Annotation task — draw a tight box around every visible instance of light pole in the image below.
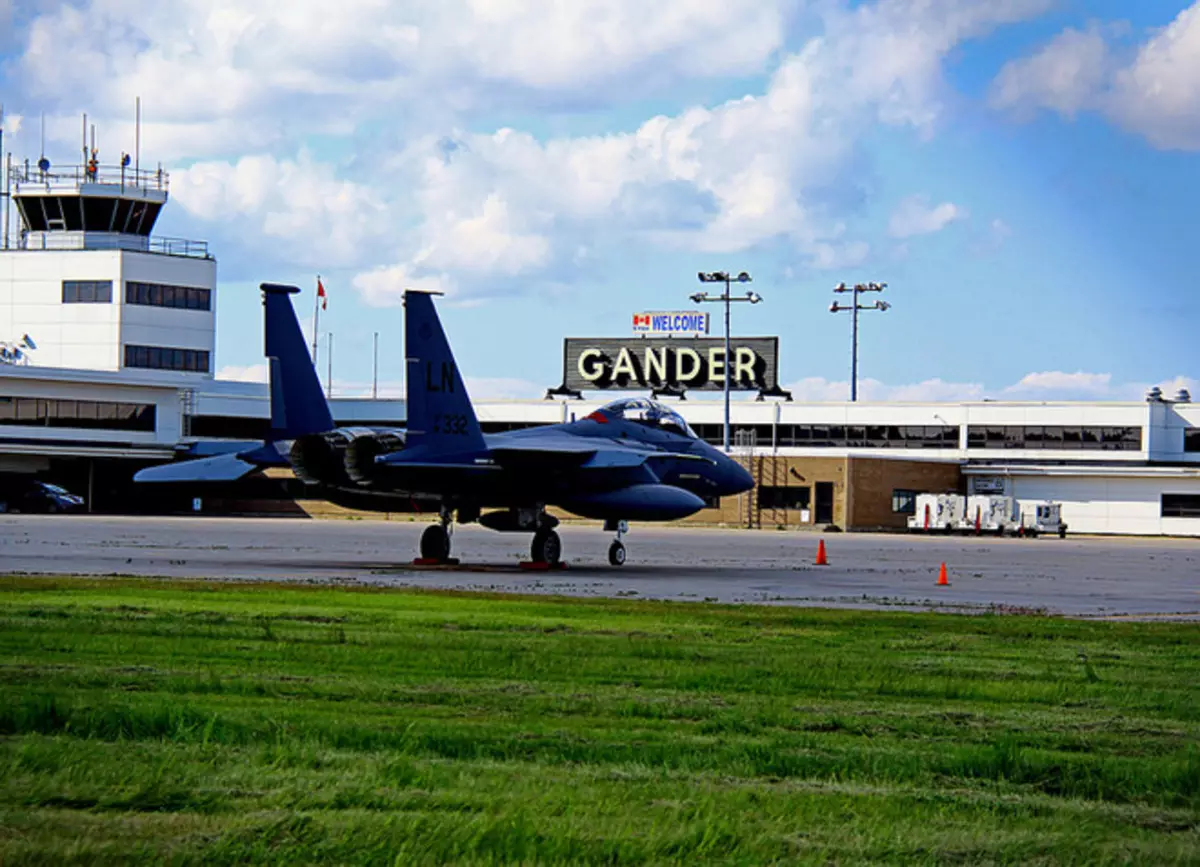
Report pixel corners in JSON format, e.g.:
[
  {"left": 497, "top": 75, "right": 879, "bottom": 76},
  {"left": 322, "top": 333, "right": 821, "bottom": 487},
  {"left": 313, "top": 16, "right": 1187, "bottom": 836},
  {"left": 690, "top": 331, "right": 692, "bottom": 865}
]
[
  {"left": 692, "top": 271, "right": 762, "bottom": 452},
  {"left": 829, "top": 282, "right": 889, "bottom": 402}
]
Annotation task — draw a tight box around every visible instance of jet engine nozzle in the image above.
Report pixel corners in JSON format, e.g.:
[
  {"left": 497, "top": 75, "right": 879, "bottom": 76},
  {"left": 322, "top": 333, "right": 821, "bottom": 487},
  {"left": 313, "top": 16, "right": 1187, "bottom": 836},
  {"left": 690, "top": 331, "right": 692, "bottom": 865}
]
[
  {"left": 345, "top": 430, "right": 407, "bottom": 484},
  {"left": 290, "top": 431, "right": 354, "bottom": 486}
]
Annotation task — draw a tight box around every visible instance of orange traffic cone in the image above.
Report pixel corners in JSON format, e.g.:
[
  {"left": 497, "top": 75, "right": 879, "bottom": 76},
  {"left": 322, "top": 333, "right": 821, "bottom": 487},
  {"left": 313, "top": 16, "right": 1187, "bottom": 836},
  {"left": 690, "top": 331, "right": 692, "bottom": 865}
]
[
  {"left": 937, "top": 562, "right": 949, "bottom": 586},
  {"left": 816, "top": 539, "right": 829, "bottom": 566}
]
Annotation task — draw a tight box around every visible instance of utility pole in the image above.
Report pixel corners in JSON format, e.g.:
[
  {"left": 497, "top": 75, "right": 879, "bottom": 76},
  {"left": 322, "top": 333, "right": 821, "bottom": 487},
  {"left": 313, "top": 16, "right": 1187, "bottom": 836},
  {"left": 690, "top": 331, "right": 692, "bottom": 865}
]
[
  {"left": 326, "top": 332, "right": 333, "bottom": 398},
  {"left": 829, "top": 282, "right": 890, "bottom": 402},
  {"left": 692, "top": 271, "right": 762, "bottom": 452}
]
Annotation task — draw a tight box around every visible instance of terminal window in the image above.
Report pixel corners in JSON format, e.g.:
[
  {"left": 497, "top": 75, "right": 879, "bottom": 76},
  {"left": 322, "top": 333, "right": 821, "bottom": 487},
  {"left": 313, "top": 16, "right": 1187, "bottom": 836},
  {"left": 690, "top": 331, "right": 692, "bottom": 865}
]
[
  {"left": 779, "top": 424, "right": 958, "bottom": 449},
  {"left": 62, "top": 280, "right": 113, "bottom": 303},
  {"left": 758, "top": 486, "right": 811, "bottom": 510},
  {"left": 966, "top": 425, "right": 1141, "bottom": 451},
  {"left": 1161, "top": 494, "right": 1200, "bottom": 519},
  {"left": 126, "top": 281, "right": 212, "bottom": 311},
  {"left": 0, "top": 396, "right": 155, "bottom": 432},
  {"left": 891, "top": 489, "right": 917, "bottom": 514},
  {"left": 124, "top": 344, "right": 210, "bottom": 373}
]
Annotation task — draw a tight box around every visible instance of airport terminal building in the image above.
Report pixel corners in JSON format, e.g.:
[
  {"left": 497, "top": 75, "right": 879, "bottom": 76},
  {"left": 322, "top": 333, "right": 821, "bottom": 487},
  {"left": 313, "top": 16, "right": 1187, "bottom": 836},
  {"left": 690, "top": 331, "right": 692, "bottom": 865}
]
[{"left": 1, "top": 151, "right": 1198, "bottom": 536}]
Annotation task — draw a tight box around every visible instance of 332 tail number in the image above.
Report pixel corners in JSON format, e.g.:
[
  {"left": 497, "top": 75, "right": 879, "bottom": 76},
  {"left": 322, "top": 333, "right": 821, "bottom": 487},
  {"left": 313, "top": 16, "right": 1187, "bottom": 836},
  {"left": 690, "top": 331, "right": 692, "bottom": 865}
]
[{"left": 433, "top": 413, "right": 470, "bottom": 435}]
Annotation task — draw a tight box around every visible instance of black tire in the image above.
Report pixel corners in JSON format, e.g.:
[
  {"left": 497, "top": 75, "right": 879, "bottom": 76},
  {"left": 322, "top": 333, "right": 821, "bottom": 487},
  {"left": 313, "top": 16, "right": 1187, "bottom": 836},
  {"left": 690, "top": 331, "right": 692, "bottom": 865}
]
[
  {"left": 420, "top": 525, "right": 451, "bottom": 560},
  {"left": 608, "top": 540, "right": 626, "bottom": 567},
  {"left": 1058, "top": 525, "right": 1067, "bottom": 539},
  {"left": 531, "top": 529, "right": 562, "bottom": 565}
]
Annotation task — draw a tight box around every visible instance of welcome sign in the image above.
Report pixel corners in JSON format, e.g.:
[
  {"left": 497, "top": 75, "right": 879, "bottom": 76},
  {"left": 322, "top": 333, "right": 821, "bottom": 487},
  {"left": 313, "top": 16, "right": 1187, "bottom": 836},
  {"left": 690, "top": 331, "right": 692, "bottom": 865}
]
[{"left": 631, "top": 311, "right": 710, "bottom": 335}]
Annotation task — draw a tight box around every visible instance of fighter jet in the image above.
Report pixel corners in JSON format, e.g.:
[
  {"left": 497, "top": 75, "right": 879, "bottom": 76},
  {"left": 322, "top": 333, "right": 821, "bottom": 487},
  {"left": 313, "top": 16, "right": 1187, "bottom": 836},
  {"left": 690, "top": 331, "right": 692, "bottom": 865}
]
[{"left": 144, "top": 283, "right": 755, "bottom": 566}]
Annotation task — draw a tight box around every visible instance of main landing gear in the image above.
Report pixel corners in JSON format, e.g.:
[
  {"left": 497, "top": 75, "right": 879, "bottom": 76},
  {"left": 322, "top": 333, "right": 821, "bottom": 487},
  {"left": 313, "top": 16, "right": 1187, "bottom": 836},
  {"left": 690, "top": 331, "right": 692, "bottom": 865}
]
[
  {"left": 419, "top": 507, "right": 454, "bottom": 561},
  {"left": 530, "top": 526, "right": 562, "bottom": 566},
  {"left": 418, "top": 508, "right": 631, "bottom": 568},
  {"left": 605, "top": 519, "right": 628, "bottom": 567}
]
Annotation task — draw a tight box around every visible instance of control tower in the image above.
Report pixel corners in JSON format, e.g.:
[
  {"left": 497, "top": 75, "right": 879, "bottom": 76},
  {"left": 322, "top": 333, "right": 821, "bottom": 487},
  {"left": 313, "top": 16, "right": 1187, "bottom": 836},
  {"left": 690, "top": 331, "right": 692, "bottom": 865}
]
[{"left": 0, "top": 147, "right": 216, "bottom": 376}]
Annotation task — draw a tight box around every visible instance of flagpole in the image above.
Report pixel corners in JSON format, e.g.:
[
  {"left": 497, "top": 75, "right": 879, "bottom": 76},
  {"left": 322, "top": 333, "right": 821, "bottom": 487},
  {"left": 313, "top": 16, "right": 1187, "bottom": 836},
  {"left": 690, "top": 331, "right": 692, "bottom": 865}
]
[{"left": 311, "top": 275, "right": 321, "bottom": 365}]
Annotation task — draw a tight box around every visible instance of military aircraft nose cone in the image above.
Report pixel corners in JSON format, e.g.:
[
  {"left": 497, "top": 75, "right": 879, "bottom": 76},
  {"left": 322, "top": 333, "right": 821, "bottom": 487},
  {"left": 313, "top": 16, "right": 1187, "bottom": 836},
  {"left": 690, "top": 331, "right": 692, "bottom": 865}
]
[{"left": 730, "top": 460, "right": 755, "bottom": 494}]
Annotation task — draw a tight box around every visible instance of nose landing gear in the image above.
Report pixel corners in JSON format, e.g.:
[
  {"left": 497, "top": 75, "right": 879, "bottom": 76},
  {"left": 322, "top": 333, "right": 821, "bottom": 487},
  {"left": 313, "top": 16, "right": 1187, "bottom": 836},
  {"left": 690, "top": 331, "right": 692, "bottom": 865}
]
[{"left": 606, "top": 519, "right": 628, "bottom": 567}]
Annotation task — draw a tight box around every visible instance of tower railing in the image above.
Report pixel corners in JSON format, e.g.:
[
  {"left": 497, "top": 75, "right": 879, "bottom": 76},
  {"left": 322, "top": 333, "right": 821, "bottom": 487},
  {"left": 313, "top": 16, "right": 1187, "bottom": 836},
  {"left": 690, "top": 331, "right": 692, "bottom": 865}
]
[
  {"left": 12, "top": 163, "right": 169, "bottom": 194},
  {"left": 15, "top": 232, "right": 210, "bottom": 259}
]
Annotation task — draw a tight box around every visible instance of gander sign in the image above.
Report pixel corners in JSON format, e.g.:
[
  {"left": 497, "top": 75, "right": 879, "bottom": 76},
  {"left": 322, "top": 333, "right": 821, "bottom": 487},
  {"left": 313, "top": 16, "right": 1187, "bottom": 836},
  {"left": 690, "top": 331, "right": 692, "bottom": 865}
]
[{"left": 563, "top": 337, "right": 779, "bottom": 392}]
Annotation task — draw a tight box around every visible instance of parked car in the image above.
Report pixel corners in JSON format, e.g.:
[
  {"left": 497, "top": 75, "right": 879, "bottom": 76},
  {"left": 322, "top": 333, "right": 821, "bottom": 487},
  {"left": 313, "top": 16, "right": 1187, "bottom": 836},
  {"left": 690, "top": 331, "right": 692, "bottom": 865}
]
[{"left": 0, "top": 479, "right": 85, "bottom": 513}]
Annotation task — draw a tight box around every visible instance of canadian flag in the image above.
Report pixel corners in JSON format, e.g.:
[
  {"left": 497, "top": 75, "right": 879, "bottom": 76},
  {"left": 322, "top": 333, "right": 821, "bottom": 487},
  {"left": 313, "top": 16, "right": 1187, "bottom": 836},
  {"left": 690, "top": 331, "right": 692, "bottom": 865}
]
[{"left": 317, "top": 277, "right": 327, "bottom": 310}]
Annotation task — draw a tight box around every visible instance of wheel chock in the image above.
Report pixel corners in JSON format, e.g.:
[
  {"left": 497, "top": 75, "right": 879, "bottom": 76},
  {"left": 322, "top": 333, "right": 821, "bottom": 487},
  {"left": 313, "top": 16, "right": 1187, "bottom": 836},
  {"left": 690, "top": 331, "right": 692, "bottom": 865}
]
[
  {"left": 412, "top": 557, "right": 461, "bottom": 567},
  {"left": 518, "top": 561, "right": 569, "bottom": 571}
]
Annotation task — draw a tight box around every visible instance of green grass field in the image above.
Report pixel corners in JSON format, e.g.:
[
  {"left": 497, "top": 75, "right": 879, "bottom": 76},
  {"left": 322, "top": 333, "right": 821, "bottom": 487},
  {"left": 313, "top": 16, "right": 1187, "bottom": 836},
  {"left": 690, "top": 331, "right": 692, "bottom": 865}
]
[{"left": 0, "top": 576, "right": 1197, "bottom": 865}]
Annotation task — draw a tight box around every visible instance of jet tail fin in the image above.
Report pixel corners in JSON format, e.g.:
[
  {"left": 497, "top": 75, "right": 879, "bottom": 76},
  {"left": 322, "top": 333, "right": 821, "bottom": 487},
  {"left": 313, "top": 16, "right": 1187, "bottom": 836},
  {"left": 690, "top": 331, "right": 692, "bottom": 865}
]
[
  {"left": 404, "top": 290, "right": 485, "bottom": 454},
  {"left": 262, "top": 283, "right": 334, "bottom": 440}
]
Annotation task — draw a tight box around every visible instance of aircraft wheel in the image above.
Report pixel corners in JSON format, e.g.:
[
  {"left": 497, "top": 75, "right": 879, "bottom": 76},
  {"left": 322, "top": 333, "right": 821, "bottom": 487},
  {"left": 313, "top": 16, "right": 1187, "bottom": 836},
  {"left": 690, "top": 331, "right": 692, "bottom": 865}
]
[
  {"left": 531, "top": 528, "right": 562, "bottom": 565},
  {"left": 608, "top": 540, "right": 626, "bottom": 567},
  {"left": 420, "top": 524, "right": 451, "bottom": 560}
]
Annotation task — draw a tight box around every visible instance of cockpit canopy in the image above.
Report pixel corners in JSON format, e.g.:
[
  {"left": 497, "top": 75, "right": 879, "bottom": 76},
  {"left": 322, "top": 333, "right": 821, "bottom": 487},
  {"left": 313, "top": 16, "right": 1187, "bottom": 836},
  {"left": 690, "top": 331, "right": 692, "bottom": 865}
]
[{"left": 596, "top": 397, "right": 697, "bottom": 439}]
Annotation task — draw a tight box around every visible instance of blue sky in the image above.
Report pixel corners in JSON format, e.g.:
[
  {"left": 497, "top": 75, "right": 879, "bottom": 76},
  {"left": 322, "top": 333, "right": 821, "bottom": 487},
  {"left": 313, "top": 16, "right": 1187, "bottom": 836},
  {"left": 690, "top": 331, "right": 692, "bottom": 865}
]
[{"left": 1, "top": 0, "right": 1197, "bottom": 401}]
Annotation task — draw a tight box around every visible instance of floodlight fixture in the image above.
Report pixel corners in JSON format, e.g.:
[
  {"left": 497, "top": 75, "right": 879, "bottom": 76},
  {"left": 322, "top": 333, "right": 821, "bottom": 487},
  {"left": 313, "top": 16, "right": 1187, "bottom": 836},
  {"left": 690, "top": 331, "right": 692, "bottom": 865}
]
[{"left": 828, "top": 280, "right": 891, "bottom": 402}]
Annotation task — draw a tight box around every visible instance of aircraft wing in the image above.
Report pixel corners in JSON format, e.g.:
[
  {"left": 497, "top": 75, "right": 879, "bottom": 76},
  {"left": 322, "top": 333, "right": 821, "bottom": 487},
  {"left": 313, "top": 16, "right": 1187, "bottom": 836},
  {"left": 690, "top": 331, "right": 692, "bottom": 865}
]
[
  {"left": 134, "top": 442, "right": 291, "bottom": 484},
  {"left": 134, "top": 452, "right": 267, "bottom": 483}
]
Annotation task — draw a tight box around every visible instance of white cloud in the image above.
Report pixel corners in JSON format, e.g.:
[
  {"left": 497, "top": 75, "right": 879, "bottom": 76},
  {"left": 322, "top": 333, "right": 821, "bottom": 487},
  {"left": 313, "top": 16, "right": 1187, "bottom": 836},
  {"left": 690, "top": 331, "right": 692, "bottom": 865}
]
[
  {"left": 351, "top": 266, "right": 456, "bottom": 307},
  {"left": 0, "top": 109, "right": 20, "bottom": 136},
  {"left": 216, "top": 363, "right": 268, "bottom": 383},
  {"left": 783, "top": 371, "right": 1199, "bottom": 402},
  {"left": 992, "top": 3, "right": 1200, "bottom": 150},
  {"left": 783, "top": 376, "right": 985, "bottom": 402},
  {"left": 887, "top": 195, "right": 966, "bottom": 238},
  {"left": 412, "top": 193, "right": 551, "bottom": 277},
  {"left": 1109, "top": 3, "right": 1200, "bottom": 150},
  {"left": 172, "top": 153, "right": 387, "bottom": 267},
  {"left": 990, "top": 26, "right": 1111, "bottom": 118},
  {"left": 967, "top": 217, "right": 1013, "bottom": 256},
  {"left": 11, "top": 0, "right": 795, "bottom": 161},
  {"left": 1003, "top": 370, "right": 1113, "bottom": 397}
]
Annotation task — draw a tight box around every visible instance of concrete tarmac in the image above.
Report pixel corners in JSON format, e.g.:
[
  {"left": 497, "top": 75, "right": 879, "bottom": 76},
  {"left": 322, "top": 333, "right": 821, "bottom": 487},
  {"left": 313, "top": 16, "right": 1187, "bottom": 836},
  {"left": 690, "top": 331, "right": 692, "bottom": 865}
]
[{"left": 1, "top": 515, "right": 1197, "bottom": 617}]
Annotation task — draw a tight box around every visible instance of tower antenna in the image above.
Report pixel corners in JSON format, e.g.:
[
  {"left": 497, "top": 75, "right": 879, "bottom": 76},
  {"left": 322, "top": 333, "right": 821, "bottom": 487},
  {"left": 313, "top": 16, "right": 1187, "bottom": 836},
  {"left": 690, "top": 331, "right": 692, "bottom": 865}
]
[
  {"left": 135, "top": 97, "right": 141, "bottom": 176},
  {"left": 1, "top": 104, "right": 8, "bottom": 250}
]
